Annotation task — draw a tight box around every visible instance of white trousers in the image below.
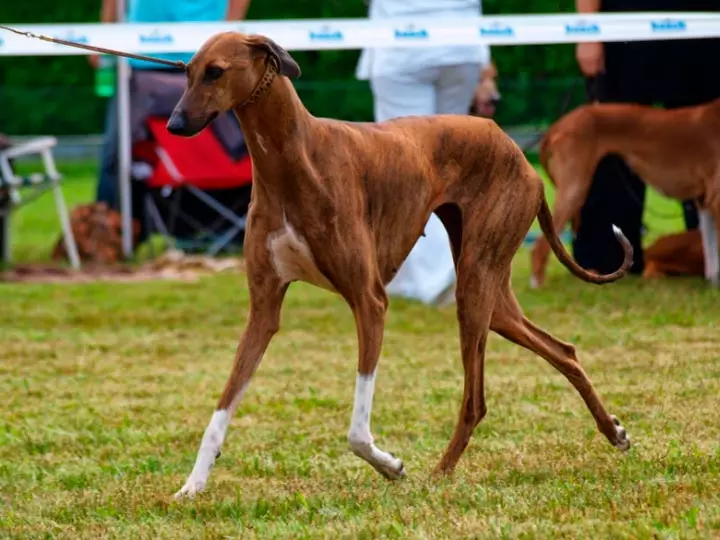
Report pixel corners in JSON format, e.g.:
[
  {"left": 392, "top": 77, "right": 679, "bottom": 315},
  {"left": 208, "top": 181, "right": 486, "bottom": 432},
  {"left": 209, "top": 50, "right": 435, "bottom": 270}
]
[{"left": 371, "top": 62, "right": 481, "bottom": 305}]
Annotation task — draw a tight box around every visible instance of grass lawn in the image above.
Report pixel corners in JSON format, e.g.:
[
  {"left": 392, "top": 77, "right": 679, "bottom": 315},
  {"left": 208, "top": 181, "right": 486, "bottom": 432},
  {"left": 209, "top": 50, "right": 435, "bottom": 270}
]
[{"left": 1, "top": 160, "right": 719, "bottom": 538}]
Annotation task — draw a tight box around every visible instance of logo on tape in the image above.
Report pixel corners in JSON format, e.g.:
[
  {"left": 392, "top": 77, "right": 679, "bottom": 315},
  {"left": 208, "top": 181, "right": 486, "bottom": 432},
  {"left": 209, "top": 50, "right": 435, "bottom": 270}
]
[
  {"left": 564, "top": 21, "right": 600, "bottom": 35},
  {"left": 394, "top": 24, "right": 429, "bottom": 40},
  {"left": 139, "top": 29, "right": 174, "bottom": 44},
  {"left": 53, "top": 30, "right": 90, "bottom": 45},
  {"left": 650, "top": 19, "right": 686, "bottom": 32},
  {"left": 480, "top": 22, "right": 514, "bottom": 37},
  {"left": 308, "top": 25, "right": 343, "bottom": 42}
]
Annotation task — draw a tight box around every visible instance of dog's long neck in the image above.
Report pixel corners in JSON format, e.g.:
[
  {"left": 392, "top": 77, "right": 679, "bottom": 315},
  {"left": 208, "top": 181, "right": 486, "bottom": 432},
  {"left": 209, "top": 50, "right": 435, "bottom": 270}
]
[{"left": 233, "top": 76, "right": 310, "bottom": 173}]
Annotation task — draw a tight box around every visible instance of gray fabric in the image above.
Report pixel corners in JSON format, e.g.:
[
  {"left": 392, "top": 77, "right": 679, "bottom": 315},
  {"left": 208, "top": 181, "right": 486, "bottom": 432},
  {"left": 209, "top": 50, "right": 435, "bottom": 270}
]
[{"left": 129, "top": 70, "right": 247, "bottom": 159}]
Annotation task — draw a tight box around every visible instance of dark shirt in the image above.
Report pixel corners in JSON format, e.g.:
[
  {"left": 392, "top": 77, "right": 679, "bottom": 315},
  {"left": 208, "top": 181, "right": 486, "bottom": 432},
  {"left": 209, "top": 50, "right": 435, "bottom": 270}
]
[{"left": 601, "top": 0, "right": 718, "bottom": 11}]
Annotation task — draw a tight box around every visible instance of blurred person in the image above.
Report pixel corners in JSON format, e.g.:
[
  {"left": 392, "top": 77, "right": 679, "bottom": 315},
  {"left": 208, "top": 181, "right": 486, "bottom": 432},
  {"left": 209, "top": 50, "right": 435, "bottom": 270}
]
[
  {"left": 92, "top": 0, "right": 251, "bottom": 210},
  {"left": 572, "top": 0, "right": 720, "bottom": 275},
  {"left": 357, "top": 0, "right": 491, "bottom": 306}
]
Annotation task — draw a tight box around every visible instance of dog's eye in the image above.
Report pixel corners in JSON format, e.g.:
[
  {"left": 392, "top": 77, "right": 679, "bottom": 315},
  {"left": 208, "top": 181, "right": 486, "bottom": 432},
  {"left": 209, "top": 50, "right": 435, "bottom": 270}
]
[{"left": 203, "top": 66, "right": 225, "bottom": 83}]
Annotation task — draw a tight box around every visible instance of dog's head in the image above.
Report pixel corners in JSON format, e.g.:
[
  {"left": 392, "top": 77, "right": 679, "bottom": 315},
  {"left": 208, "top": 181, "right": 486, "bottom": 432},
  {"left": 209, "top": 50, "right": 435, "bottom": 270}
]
[
  {"left": 167, "top": 32, "right": 301, "bottom": 137},
  {"left": 472, "top": 61, "right": 501, "bottom": 118}
]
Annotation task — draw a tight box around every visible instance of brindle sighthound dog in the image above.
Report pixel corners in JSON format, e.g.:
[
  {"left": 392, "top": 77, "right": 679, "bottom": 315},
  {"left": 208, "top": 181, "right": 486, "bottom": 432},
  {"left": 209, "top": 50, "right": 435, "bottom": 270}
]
[{"left": 166, "top": 31, "right": 633, "bottom": 499}]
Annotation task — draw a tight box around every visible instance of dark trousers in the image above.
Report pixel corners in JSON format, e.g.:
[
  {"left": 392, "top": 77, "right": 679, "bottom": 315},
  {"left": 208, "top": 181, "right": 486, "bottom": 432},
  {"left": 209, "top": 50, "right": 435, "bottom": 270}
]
[{"left": 572, "top": 37, "right": 720, "bottom": 275}]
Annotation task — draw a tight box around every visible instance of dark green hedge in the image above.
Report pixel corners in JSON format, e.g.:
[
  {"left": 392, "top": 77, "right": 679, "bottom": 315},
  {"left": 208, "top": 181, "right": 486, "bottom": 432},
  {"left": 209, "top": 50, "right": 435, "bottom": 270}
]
[{"left": 0, "top": 1, "right": 584, "bottom": 135}]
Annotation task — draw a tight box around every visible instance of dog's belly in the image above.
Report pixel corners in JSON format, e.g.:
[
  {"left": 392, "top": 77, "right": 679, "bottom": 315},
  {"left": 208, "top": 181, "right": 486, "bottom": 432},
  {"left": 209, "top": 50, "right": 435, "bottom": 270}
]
[
  {"left": 625, "top": 157, "right": 699, "bottom": 200},
  {"left": 266, "top": 221, "right": 336, "bottom": 292}
]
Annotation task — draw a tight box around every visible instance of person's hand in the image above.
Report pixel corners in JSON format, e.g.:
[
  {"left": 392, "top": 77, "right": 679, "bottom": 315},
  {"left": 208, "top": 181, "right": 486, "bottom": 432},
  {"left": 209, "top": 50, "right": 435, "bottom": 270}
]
[
  {"left": 88, "top": 54, "right": 101, "bottom": 69},
  {"left": 576, "top": 42, "right": 604, "bottom": 77}
]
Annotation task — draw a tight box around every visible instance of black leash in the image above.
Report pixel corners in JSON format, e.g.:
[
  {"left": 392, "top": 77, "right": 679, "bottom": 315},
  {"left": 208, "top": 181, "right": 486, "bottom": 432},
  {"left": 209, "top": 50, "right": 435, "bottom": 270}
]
[{"left": 0, "top": 24, "right": 187, "bottom": 70}]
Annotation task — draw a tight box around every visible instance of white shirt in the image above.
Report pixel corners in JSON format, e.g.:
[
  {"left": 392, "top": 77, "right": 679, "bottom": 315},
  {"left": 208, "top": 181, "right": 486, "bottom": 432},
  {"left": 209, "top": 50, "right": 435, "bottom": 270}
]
[{"left": 356, "top": 0, "right": 489, "bottom": 80}]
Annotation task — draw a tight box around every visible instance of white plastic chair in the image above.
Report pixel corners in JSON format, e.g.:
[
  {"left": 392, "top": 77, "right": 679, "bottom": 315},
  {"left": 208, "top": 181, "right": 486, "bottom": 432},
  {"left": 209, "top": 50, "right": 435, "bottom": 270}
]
[{"left": 0, "top": 136, "right": 80, "bottom": 269}]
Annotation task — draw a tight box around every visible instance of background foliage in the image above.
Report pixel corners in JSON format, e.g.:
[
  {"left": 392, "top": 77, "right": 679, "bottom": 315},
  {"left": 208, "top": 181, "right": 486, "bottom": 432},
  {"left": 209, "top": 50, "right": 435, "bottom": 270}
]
[{"left": 0, "top": 1, "right": 582, "bottom": 136}]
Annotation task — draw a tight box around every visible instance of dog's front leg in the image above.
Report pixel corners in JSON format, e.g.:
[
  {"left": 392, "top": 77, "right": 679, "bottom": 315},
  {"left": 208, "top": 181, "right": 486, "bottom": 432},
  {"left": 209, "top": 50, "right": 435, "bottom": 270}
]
[
  {"left": 347, "top": 290, "right": 405, "bottom": 480},
  {"left": 698, "top": 208, "right": 719, "bottom": 286},
  {"left": 174, "top": 277, "right": 288, "bottom": 499}
]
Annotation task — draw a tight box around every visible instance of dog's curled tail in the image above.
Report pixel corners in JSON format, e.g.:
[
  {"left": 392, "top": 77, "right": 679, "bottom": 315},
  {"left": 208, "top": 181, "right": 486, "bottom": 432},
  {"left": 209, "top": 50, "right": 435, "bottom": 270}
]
[{"left": 536, "top": 194, "right": 633, "bottom": 284}]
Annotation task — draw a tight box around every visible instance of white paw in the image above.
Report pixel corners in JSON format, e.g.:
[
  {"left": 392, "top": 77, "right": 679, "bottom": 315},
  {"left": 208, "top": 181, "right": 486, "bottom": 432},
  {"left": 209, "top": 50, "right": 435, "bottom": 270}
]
[
  {"left": 529, "top": 275, "right": 540, "bottom": 289},
  {"left": 610, "top": 414, "right": 631, "bottom": 452},
  {"left": 372, "top": 453, "right": 406, "bottom": 481},
  {"left": 350, "top": 441, "right": 406, "bottom": 480},
  {"left": 174, "top": 477, "right": 207, "bottom": 500}
]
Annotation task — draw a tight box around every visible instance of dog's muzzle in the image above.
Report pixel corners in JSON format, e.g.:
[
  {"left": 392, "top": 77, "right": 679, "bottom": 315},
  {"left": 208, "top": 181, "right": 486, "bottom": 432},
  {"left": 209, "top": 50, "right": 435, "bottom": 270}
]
[
  {"left": 167, "top": 110, "right": 191, "bottom": 136},
  {"left": 167, "top": 110, "right": 219, "bottom": 137}
]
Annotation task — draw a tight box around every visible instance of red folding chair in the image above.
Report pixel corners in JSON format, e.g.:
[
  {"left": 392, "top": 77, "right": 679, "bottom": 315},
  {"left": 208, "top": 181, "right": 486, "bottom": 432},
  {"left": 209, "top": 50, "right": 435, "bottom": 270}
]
[{"left": 134, "top": 116, "right": 253, "bottom": 256}]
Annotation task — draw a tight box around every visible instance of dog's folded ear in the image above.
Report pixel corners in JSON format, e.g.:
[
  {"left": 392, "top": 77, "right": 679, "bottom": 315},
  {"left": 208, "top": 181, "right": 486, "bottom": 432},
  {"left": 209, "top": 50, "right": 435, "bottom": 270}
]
[{"left": 246, "top": 35, "right": 301, "bottom": 79}]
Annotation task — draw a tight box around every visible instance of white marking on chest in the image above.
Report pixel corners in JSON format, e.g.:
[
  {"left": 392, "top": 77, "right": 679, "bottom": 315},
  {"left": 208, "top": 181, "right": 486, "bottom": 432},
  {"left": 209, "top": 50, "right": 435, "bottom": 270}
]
[{"left": 267, "top": 218, "right": 336, "bottom": 291}]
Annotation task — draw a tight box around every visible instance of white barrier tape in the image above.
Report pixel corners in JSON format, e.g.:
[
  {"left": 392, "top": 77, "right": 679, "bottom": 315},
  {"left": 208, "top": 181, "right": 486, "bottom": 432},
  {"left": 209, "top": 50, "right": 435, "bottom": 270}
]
[{"left": 0, "top": 13, "right": 718, "bottom": 56}]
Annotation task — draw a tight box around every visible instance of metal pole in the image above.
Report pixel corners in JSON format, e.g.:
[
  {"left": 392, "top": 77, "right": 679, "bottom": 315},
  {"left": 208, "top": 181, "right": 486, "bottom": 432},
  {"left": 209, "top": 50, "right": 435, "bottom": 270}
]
[{"left": 116, "top": 0, "right": 133, "bottom": 259}]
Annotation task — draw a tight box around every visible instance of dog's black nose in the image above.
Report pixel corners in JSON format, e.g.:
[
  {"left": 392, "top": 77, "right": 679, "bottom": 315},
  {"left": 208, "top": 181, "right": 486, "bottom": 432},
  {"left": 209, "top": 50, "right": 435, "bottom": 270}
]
[{"left": 167, "top": 111, "right": 189, "bottom": 135}]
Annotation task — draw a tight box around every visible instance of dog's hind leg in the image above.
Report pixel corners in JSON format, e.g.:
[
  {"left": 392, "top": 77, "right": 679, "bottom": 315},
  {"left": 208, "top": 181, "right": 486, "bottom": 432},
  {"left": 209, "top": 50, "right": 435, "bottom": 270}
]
[
  {"left": 490, "top": 279, "right": 631, "bottom": 451},
  {"left": 174, "top": 274, "right": 288, "bottom": 499},
  {"left": 433, "top": 259, "right": 502, "bottom": 476},
  {"left": 346, "top": 279, "right": 405, "bottom": 480}
]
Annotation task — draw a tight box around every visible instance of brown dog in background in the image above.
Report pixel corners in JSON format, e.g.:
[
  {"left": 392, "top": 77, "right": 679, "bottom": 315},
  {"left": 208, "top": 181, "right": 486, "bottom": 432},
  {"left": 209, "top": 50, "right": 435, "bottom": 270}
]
[{"left": 530, "top": 99, "right": 720, "bottom": 288}]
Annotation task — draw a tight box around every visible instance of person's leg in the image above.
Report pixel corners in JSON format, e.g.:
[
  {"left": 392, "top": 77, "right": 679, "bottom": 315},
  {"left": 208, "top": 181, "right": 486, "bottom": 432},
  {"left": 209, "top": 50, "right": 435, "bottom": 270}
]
[
  {"left": 371, "top": 68, "right": 436, "bottom": 123},
  {"left": 96, "top": 95, "right": 120, "bottom": 210},
  {"left": 435, "top": 63, "right": 482, "bottom": 115},
  {"left": 372, "top": 67, "right": 458, "bottom": 305},
  {"left": 662, "top": 37, "right": 720, "bottom": 231},
  {"left": 572, "top": 42, "right": 654, "bottom": 275}
]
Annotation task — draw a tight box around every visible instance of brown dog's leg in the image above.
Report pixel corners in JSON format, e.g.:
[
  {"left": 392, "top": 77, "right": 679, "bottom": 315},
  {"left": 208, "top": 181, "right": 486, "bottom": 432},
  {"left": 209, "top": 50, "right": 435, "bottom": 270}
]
[
  {"left": 174, "top": 276, "right": 288, "bottom": 499},
  {"left": 433, "top": 263, "right": 501, "bottom": 475},
  {"left": 531, "top": 144, "right": 596, "bottom": 288},
  {"left": 698, "top": 198, "right": 720, "bottom": 286},
  {"left": 530, "top": 185, "right": 590, "bottom": 288},
  {"left": 346, "top": 281, "right": 406, "bottom": 479},
  {"left": 491, "top": 279, "right": 630, "bottom": 450}
]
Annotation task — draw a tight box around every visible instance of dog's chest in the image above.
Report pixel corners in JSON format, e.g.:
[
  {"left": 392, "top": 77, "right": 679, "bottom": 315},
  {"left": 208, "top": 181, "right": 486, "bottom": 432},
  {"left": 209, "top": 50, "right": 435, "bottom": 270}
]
[{"left": 266, "top": 221, "right": 336, "bottom": 292}]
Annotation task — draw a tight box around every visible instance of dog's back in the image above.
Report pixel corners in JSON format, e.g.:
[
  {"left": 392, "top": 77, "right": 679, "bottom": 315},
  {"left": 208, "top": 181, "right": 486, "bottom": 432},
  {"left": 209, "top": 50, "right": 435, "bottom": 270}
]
[{"left": 300, "top": 113, "right": 540, "bottom": 280}]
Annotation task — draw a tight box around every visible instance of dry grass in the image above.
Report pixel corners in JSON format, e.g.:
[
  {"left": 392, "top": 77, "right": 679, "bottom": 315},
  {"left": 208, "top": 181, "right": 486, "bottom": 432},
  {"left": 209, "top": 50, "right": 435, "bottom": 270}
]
[{"left": 1, "top": 166, "right": 719, "bottom": 538}]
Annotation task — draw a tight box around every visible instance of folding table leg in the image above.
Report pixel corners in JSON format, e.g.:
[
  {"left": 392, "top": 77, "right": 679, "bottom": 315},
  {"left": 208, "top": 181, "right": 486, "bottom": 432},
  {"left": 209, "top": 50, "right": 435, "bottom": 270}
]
[
  {"left": 51, "top": 182, "right": 81, "bottom": 270},
  {"left": 41, "top": 147, "right": 80, "bottom": 269}
]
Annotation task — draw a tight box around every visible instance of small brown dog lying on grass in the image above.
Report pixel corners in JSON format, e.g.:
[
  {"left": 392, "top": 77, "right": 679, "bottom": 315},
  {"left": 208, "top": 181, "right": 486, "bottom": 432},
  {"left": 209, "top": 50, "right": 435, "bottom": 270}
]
[
  {"left": 643, "top": 229, "right": 705, "bottom": 279},
  {"left": 531, "top": 99, "right": 720, "bottom": 288}
]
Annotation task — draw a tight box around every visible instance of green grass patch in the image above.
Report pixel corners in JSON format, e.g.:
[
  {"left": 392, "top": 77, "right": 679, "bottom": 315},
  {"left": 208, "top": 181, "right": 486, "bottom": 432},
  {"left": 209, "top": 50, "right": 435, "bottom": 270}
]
[{"left": 1, "top": 160, "right": 718, "bottom": 538}]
